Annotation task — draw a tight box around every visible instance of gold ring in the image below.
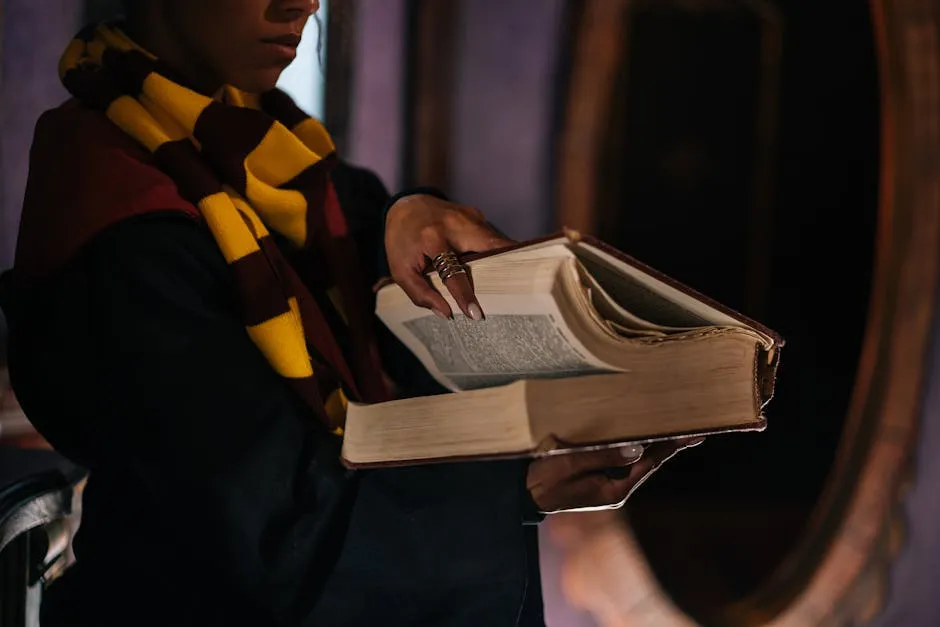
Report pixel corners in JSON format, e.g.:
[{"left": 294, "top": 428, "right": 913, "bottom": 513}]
[{"left": 431, "top": 251, "right": 467, "bottom": 282}]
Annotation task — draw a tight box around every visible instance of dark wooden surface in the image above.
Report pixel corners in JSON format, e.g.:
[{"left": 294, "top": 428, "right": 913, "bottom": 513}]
[{"left": 402, "top": 0, "right": 458, "bottom": 189}]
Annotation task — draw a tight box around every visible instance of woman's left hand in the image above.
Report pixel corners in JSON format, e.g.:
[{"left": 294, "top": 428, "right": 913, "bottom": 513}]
[
  {"left": 385, "top": 194, "right": 513, "bottom": 320},
  {"left": 527, "top": 438, "right": 705, "bottom": 514}
]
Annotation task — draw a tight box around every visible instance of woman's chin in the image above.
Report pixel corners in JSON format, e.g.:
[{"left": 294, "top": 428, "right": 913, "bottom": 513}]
[{"left": 230, "top": 69, "right": 285, "bottom": 95}]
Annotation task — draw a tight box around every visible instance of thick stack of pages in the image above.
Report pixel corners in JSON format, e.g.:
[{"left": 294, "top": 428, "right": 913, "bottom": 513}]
[{"left": 342, "top": 230, "right": 782, "bottom": 468}]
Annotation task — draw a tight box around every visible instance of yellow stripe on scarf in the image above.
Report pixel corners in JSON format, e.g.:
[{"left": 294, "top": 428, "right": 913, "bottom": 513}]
[
  {"left": 142, "top": 72, "right": 214, "bottom": 134},
  {"left": 58, "top": 39, "right": 86, "bottom": 79},
  {"left": 227, "top": 192, "right": 270, "bottom": 239},
  {"left": 292, "top": 117, "right": 336, "bottom": 159},
  {"left": 106, "top": 96, "right": 175, "bottom": 153},
  {"left": 243, "top": 127, "right": 310, "bottom": 243},
  {"left": 247, "top": 299, "right": 314, "bottom": 380},
  {"left": 197, "top": 193, "right": 262, "bottom": 263}
]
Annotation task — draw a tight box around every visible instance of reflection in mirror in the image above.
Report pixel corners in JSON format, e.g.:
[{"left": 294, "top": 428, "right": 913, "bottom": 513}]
[{"left": 559, "top": 0, "right": 881, "bottom": 620}]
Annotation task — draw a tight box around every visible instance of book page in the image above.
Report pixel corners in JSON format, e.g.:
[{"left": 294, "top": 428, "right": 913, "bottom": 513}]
[
  {"left": 379, "top": 293, "right": 620, "bottom": 392},
  {"left": 577, "top": 254, "right": 714, "bottom": 328},
  {"left": 576, "top": 264, "right": 691, "bottom": 335},
  {"left": 572, "top": 242, "right": 775, "bottom": 348}
]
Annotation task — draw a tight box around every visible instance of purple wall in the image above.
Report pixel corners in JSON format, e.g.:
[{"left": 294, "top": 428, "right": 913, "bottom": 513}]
[
  {"left": 449, "top": 0, "right": 566, "bottom": 240},
  {"left": 0, "top": 1, "right": 84, "bottom": 272},
  {"left": 347, "top": 0, "right": 408, "bottom": 191},
  {"left": 346, "top": 0, "right": 566, "bottom": 237}
]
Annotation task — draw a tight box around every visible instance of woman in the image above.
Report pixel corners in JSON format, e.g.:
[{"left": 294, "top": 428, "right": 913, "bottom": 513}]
[{"left": 0, "top": 1, "right": 700, "bottom": 625}]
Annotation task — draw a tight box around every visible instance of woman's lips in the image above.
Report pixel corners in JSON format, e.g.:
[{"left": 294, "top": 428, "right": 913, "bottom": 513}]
[{"left": 260, "top": 34, "right": 302, "bottom": 61}]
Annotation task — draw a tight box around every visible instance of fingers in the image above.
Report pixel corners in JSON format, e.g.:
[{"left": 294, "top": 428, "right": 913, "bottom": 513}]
[
  {"left": 609, "top": 437, "right": 706, "bottom": 506},
  {"left": 447, "top": 213, "right": 514, "bottom": 253},
  {"left": 436, "top": 214, "right": 512, "bottom": 320},
  {"left": 422, "top": 227, "right": 478, "bottom": 319},
  {"left": 544, "top": 456, "right": 653, "bottom": 512},
  {"left": 442, "top": 272, "right": 483, "bottom": 321},
  {"left": 527, "top": 444, "right": 644, "bottom": 512},
  {"left": 545, "top": 473, "right": 637, "bottom": 512},
  {"left": 390, "top": 225, "right": 456, "bottom": 318},
  {"left": 386, "top": 198, "right": 513, "bottom": 319},
  {"left": 548, "top": 444, "right": 645, "bottom": 481},
  {"left": 389, "top": 229, "right": 453, "bottom": 318},
  {"left": 536, "top": 459, "right": 651, "bottom": 513},
  {"left": 397, "top": 260, "right": 481, "bottom": 321},
  {"left": 529, "top": 437, "right": 706, "bottom": 513},
  {"left": 394, "top": 268, "right": 452, "bottom": 319}
]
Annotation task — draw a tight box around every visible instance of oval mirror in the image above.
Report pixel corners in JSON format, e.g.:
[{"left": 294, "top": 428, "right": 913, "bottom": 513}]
[{"left": 553, "top": 0, "right": 939, "bottom": 624}]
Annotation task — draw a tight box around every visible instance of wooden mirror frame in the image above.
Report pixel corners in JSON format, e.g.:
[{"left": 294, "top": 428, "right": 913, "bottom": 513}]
[{"left": 553, "top": 0, "right": 940, "bottom": 624}]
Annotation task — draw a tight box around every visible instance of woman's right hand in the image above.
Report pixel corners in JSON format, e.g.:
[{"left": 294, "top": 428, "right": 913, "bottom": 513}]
[{"left": 384, "top": 194, "right": 513, "bottom": 320}]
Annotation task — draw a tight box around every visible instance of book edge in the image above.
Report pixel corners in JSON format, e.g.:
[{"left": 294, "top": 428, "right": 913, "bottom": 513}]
[{"left": 339, "top": 417, "right": 768, "bottom": 470}]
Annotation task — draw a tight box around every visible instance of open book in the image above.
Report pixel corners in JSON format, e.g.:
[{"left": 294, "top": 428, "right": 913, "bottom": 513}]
[{"left": 341, "top": 230, "right": 782, "bottom": 468}]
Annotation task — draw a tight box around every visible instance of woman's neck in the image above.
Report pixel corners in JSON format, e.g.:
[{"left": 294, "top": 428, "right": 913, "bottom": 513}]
[{"left": 122, "top": 16, "right": 224, "bottom": 98}]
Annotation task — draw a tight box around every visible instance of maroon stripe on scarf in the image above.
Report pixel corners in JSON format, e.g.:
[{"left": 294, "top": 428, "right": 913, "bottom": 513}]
[
  {"left": 293, "top": 175, "right": 377, "bottom": 403},
  {"left": 152, "top": 139, "right": 225, "bottom": 204},
  {"left": 62, "top": 67, "right": 126, "bottom": 111},
  {"left": 193, "top": 101, "right": 276, "bottom": 197},
  {"left": 313, "top": 365, "right": 343, "bottom": 405},
  {"left": 76, "top": 24, "right": 98, "bottom": 43},
  {"left": 304, "top": 185, "right": 390, "bottom": 404},
  {"left": 104, "top": 48, "right": 156, "bottom": 97},
  {"left": 282, "top": 161, "right": 381, "bottom": 401},
  {"left": 287, "top": 376, "right": 335, "bottom": 430},
  {"left": 230, "top": 250, "right": 294, "bottom": 327},
  {"left": 259, "top": 89, "right": 311, "bottom": 130},
  {"left": 106, "top": 46, "right": 202, "bottom": 96},
  {"left": 281, "top": 153, "right": 338, "bottom": 191},
  {"left": 280, "top": 153, "right": 338, "bottom": 248},
  {"left": 64, "top": 45, "right": 203, "bottom": 112}
]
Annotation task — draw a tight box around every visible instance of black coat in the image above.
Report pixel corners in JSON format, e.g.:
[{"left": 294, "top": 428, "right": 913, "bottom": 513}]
[{"left": 0, "top": 163, "right": 545, "bottom": 627}]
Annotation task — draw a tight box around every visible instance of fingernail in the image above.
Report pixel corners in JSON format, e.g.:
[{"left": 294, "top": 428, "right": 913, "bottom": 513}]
[
  {"left": 620, "top": 444, "right": 644, "bottom": 460},
  {"left": 433, "top": 309, "right": 450, "bottom": 320},
  {"left": 467, "top": 303, "right": 484, "bottom": 321}
]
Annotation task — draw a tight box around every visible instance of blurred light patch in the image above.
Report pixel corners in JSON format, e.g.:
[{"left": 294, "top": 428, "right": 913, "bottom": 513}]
[{"left": 277, "top": 1, "right": 329, "bottom": 120}]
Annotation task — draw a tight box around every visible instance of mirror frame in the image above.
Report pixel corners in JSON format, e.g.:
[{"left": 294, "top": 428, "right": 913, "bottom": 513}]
[{"left": 553, "top": 0, "right": 940, "bottom": 623}]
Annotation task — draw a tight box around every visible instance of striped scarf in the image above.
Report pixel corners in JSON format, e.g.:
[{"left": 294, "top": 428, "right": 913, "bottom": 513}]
[{"left": 59, "top": 24, "right": 388, "bottom": 432}]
